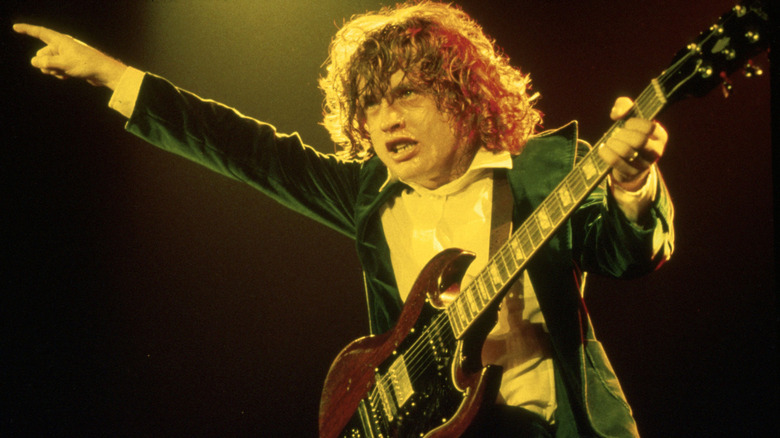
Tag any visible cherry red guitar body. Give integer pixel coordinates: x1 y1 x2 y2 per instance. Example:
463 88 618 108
318 248 502 438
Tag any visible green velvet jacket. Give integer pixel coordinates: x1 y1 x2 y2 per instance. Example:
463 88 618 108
125 73 674 437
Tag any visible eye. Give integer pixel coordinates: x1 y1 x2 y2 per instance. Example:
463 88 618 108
398 87 416 99
362 96 378 108
359 96 379 116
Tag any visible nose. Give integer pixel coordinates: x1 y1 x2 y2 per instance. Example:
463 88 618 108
377 100 404 133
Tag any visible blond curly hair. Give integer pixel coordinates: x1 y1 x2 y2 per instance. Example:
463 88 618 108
319 1 542 159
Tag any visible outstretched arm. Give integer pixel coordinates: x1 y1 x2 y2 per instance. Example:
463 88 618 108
13 23 127 90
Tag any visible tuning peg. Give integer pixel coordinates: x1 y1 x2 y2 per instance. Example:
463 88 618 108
743 60 763 77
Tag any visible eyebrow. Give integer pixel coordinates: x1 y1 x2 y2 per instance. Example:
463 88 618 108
375 76 417 102
356 71 419 111
389 81 415 97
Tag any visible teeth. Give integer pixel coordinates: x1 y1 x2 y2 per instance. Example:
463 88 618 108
392 142 414 153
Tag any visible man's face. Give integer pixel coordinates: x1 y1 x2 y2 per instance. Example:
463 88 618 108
363 71 475 189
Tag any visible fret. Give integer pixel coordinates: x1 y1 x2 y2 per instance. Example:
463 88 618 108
518 226 534 257
463 288 478 316
455 299 471 324
463 284 478 310
507 234 525 264
446 305 464 336
650 79 667 106
580 154 599 183
494 252 509 281
557 183 574 209
567 169 587 199
536 204 552 232
633 101 647 119
473 279 489 308
467 298 478 321
509 235 524 262
651 100 663 118
527 216 543 248
546 192 564 224
483 274 497 298
478 276 493 302
635 88 664 120
633 90 652 119
489 261 503 286
500 246 518 273
475 271 489 295
632 90 667 122
589 151 609 175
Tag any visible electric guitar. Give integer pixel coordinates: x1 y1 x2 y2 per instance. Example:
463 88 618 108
319 2 769 437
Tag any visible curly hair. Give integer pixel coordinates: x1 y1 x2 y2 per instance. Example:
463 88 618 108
319 1 542 159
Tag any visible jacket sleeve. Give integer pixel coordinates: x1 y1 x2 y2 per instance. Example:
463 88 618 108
123 73 362 238
570 141 675 279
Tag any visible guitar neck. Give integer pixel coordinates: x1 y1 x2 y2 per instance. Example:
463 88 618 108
444 0 769 338
445 79 671 339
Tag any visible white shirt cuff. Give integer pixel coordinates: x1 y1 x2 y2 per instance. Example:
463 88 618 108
608 165 659 224
108 66 145 119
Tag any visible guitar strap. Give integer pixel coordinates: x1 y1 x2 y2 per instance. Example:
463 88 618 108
488 168 525 320
489 169 513 257
482 168 527 369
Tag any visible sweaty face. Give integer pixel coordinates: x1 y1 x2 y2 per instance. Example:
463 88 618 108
362 71 476 189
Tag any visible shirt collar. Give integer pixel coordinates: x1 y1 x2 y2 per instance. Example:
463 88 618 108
379 148 513 195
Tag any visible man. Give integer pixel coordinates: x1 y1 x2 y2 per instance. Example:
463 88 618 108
14 1 673 436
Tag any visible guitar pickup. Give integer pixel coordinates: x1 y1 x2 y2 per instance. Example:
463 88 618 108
388 355 414 408
374 353 415 423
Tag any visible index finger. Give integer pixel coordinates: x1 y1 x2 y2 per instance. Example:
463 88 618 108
623 118 655 136
610 97 635 120
13 23 65 44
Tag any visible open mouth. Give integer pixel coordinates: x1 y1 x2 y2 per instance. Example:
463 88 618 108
387 138 418 156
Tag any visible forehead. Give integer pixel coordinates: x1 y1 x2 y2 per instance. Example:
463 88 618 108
388 70 406 87
357 69 412 99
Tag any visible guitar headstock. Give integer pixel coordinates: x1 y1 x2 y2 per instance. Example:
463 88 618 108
660 0 769 102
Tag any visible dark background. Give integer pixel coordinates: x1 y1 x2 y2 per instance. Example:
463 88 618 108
2 0 774 436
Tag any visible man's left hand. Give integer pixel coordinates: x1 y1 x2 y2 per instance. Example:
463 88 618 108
598 97 667 192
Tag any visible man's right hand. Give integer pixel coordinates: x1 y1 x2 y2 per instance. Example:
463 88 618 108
14 23 127 90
